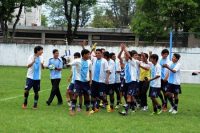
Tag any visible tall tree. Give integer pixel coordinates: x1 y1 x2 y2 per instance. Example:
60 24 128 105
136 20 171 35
106 0 135 28
63 0 96 45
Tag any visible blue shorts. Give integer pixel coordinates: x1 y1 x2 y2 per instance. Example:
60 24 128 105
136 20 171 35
74 80 91 95
166 83 182 94
25 78 40 92
149 87 160 98
91 81 106 98
68 83 74 92
124 81 138 96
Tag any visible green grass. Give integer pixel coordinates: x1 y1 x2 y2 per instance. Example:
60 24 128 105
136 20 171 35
0 66 200 133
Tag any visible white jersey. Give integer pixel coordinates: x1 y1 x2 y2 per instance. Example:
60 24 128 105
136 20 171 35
92 57 109 83
114 60 121 83
26 55 44 80
168 61 181 85
150 63 161 88
124 59 139 83
71 58 92 82
108 59 115 84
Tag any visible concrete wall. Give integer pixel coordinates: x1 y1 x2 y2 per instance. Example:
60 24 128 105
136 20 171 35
0 43 199 84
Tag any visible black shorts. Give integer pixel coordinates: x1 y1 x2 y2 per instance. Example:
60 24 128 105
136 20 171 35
25 78 40 92
149 87 160 98
91 81 106 98
161 79 168 92
74 80 91 95
139 81 149 94
124 81 138 96
166 83 182 94
106 84 115 95
68 83 74 92
114 83 121 91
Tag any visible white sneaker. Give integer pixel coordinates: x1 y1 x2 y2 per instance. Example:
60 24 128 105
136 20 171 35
115 105 120 109
172 110 178 114
141 106 148 111
168 107 174 113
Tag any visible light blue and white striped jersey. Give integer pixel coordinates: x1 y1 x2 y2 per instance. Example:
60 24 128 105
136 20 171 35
71 58 92 82
108 59 116 84
27 55 44 80
150 63 161 88
159 57 170 80
92 57 109 83
168 61 181 85
124 59 139 83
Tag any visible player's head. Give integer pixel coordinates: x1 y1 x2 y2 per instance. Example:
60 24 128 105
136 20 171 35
103 51 110 60
131 50 138 59
96 49 102 59
137 54 141 61
74 52 81 59
172 53 181 63
141 53 148 62
53 49 59 58
110 52 116 60
81 49 90 60
34 46 43 56
161 49 169 59
150 54 159 65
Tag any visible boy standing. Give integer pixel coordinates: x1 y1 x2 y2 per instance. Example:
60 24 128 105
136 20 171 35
22 46 44 109
46 49 63 106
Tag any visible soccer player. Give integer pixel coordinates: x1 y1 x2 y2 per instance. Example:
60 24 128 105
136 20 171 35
118 44 140 115
148 54 162 115
104 51 115 112
90 49 110 114
163 53 181 114
70 49 92 115
110 52 122 109
159 49 170 111
46 49 63 106
22 46 44 109
139 53 151 111
66 52 81 107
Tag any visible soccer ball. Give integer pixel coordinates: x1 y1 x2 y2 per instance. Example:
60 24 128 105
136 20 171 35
49 64 55 70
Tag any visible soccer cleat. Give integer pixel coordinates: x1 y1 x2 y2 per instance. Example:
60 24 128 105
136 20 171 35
57 102 63 105
94 108 99 113
32 105 38 110
115 105 120 109
157 109 162 115
162 104 168 112
168 107 174 113
119 110 128 116
131 109 136 113
89 110 95 115
67 101 71 107
46 101 50 106
141 106 148 111
22 104 27 109
150 112 157 115
107 108 114 113
77 107 82 112
171 110 178 114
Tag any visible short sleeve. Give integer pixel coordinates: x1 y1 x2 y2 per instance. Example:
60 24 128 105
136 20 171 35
174 63 181 72
27 55 33 66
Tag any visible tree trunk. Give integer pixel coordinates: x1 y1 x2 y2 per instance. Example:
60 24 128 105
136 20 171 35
11 1 24 42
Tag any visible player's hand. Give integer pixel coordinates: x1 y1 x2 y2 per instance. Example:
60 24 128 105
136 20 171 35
162 64 169 68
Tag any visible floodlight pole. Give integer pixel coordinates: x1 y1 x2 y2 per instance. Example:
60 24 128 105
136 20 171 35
169 31 173 61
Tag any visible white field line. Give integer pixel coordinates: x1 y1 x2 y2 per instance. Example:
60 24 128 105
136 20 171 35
0 85 66 102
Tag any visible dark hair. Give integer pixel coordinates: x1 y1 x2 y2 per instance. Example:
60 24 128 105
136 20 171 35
131 50 138 57
81 49 90 57
103 51 110 58
173 53 181 60
144 53 148 59
53 49 58 54
96 49 102 53
109 52 115 58
150 54 159 62
34 46 43 54
74 52 81 58
161 49 169 55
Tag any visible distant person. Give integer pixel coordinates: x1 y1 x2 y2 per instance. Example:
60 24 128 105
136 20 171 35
22 46 44 109
46 49 63 106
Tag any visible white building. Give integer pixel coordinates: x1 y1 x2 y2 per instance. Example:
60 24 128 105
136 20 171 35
11 6 42 26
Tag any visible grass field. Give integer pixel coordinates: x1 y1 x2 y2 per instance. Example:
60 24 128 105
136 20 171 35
0 66 200 133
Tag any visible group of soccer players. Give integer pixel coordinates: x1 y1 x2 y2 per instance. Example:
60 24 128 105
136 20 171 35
22 42 182 116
